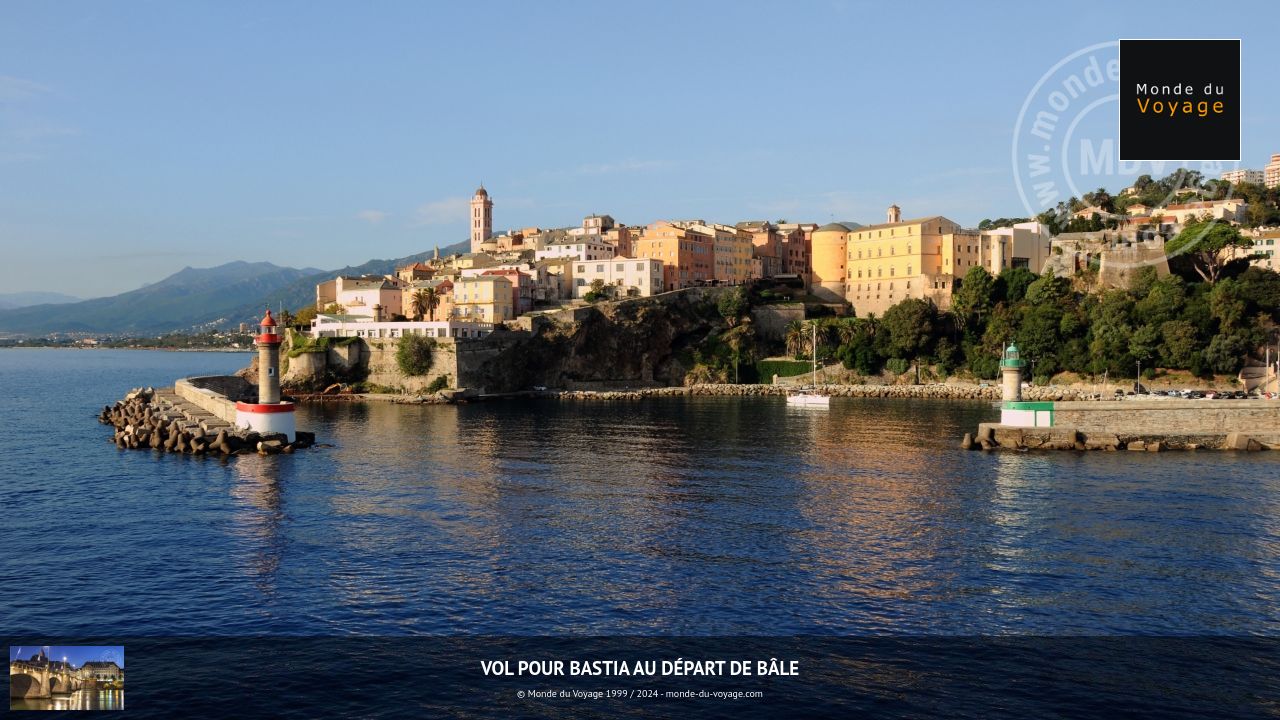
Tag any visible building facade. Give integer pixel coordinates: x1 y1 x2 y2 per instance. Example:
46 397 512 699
452 275 514 322
571 257 665 299
1266 154 1280 189
401 277 455 321
533 235 616 262
1220 168 1265 186
317 275 406 318
634 221 715 291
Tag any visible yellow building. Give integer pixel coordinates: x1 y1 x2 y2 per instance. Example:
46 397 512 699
810 222 852 302
844 208 961 315
843 206 1051 316
452 275 514 323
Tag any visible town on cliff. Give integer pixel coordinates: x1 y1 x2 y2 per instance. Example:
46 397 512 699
265 168 1280 402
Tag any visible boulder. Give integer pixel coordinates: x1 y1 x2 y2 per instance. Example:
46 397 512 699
992 427 1024 448
1127 441 1146 451
1224 432 1253 451
960 433 975 450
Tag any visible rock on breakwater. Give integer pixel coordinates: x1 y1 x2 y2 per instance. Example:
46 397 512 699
99 386 315 457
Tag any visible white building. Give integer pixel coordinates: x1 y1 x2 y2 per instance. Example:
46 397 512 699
1267 154 1280 189
1161 198 1247 225
1220 168 1265 186
975 221 1053 273
309 315 495 340
572 257 665 299
317 275 406 319
534 234 615 262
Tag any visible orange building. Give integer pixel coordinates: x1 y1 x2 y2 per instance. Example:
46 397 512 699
634 221 715 291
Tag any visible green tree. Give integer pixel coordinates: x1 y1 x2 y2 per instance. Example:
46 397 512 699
953 266 996 329
1158 319 1200 368
294 305 318 328
411 287 441 321
880 298 936 359
395 334 436 376
998 267 1037 304
784 320 809 359
1166 219 1254 284
717 287 749 327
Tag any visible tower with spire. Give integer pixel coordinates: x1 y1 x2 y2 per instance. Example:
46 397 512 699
470 184 493 253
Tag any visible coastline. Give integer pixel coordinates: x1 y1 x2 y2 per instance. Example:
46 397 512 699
298 382 1104 404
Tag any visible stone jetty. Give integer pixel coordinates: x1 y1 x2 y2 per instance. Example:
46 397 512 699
528 383 1097 402
963 399 1280 452
99 386 314 457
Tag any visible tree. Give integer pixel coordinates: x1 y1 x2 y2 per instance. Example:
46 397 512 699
723 322 756 383
997 267 1037 304
1165 219 1254 284
953 266 996 328
717 287 748 327
411 288 440 321
395 334 436 376
277 309 294 329
785 320 809 359
880 298 936 359
584 279 609 303
293 305 318 329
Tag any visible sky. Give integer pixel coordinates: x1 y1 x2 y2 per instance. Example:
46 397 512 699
10 645 125 669
1 0 1277 298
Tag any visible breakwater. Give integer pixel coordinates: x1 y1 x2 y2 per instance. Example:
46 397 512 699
98 385 313 456
964 399 1280 452
523 383 1097 402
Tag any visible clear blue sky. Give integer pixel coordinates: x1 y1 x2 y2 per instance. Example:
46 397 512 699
10 645 124 668
2 1 1276 297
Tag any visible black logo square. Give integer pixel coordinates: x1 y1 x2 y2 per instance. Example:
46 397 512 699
1119 39 1240 161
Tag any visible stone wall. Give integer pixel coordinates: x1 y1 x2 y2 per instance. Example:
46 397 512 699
175 376 248 424
362 337 459 392
750 303 805 341
1053 399 1280 435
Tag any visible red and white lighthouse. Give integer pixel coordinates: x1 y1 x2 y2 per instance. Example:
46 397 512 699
235 309 296 441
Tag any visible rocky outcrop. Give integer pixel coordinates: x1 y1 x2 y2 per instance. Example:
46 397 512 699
464 291 729 394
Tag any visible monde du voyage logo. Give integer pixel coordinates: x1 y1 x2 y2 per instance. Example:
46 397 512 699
1120 39 1240 161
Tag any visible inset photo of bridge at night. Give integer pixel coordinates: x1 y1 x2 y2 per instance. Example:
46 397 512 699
10 646 124 711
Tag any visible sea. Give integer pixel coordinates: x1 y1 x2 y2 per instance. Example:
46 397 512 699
2 349 1277 718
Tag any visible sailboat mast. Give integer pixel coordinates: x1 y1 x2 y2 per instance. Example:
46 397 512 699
811 324 817 387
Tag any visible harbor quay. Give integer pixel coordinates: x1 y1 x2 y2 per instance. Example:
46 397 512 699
963 344 1280 451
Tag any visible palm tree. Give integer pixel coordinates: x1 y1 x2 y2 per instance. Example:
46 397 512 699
411 288 441 321
422 287 440 320
785 320 806 359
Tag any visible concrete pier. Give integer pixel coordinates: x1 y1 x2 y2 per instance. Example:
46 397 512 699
965 398 1280 451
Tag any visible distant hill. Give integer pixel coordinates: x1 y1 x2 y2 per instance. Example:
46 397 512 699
0 291 81 310
230 239 469 323
0 241 470 336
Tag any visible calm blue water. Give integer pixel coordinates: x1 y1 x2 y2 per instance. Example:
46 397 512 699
2 349 1279 636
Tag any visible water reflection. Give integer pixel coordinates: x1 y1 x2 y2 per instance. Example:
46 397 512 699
11 689 124 711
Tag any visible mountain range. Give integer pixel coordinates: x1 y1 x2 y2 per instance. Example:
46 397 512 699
0 241 469 336
0 291 82 310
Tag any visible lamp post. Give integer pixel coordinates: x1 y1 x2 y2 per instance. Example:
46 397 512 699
1136 358 1142 393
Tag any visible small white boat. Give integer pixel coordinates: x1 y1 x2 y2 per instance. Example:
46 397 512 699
786 389 830 407
786 323 830 407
